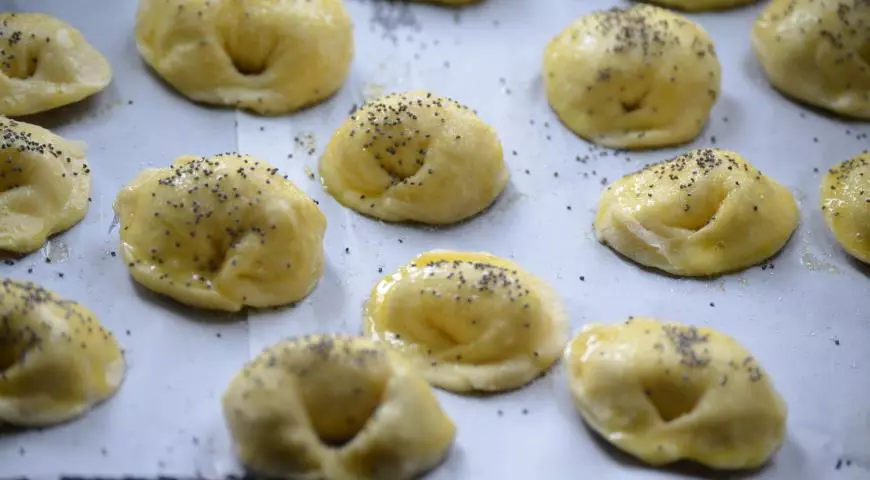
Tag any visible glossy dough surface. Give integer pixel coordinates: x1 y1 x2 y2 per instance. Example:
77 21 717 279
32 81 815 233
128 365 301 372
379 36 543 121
115 153 326 312
320 91 508 225
0 12 112 116
223 335 455 480
0 117 90 254
821 152 870 263
0 279 125 427
639 0 757 12
135 0 353 115
753 0 870 119
565 317 786 469
595 148 798 276
365 250 568 393
544 6 721 149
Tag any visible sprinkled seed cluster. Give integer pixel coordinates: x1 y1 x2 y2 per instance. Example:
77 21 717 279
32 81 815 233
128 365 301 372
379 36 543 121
823 153 870 215
552 6 717 88
616 148 764 218
0 14 45 79
770 0 870 67
662 324 711 368
349 92 471 192
123 154 305 288
240 336 386 379
0 279 116 376
391 258 542 365
0 118 89 191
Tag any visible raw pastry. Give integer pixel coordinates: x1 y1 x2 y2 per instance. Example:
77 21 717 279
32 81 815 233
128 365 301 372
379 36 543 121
753 0 870 119
639 0 756 12
565 317 786 469
595 148 798 276
135 0 353 115
0 279 125 427
0 117 90 254
365 250 568 393
223 335 455 480
0 12 112 116
115 153 326 312
320 91 508 225
820 152 870 263
543 6 721 149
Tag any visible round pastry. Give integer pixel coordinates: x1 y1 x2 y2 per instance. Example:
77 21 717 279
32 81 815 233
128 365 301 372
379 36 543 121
222 335 455 480
0 279 125 427
364 250 568 393
115 153 326 312
135 0 353 115
0 12 112 116
565 317 787 469
543 5 721 149
320 91 508 225
595 148 798 276
0 117 90 254
820 152 870 263
753 0 870 119
639 0 756 12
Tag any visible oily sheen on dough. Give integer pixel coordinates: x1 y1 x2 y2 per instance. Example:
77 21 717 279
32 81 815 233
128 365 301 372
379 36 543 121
223 335 455 480
0 279 125 427
365 250 568 393
0 12 112 116
820 152 870 263
595 148 798 276
544 5 721 149
0 117 91 254
753 0 870 119
115 153 326 312
320 91 508 225
565 317 786 469
135 0 353 115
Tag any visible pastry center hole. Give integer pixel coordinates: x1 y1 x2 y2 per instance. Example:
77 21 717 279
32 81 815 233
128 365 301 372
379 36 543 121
666 186 728 232
299 356 390 448
644 380 704 422
229 55 267 76
0 47 39 80
366 128 430 182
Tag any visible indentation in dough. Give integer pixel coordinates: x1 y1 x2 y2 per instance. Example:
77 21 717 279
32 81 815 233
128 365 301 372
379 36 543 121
663 186 728 232
298 358 389 448
372 136 430 182
1 50 38 80
644 379 705 422
621 91 649 113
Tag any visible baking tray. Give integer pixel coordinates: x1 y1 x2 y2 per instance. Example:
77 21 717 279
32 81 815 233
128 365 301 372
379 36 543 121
0 0 868 478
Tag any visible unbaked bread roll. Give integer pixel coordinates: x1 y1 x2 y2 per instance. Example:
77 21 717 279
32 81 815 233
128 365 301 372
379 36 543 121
565 317 786 469
0 117 90 254
640 0 756 12
753 0 870 119
0 279 125 427
821 152 870 263
115 153 326 312
135 0 353 115
544 5 721 149
0 12 112 116
595 148 798 276
320 91 508 225
223 335 455 480
365 250 568 393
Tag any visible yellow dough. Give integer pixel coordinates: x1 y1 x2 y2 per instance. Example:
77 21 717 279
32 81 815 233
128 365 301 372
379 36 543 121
639 0 756 12
543 6 721 149
821 152 870 263
320 91 508 225
223 335 455 480
0 279 125 427
565 317 786 469
753 0 870 119
0 12 112 116
135 0 353 115
365 250 568 393
115 153 326 312
595 148 798 276
0 117 90 254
